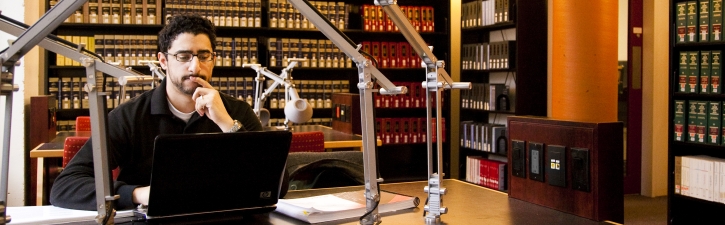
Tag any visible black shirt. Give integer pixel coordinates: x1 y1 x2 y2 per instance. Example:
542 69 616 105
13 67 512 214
50 78 262 210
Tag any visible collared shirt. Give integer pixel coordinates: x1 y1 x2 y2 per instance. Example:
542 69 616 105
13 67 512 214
50 78 262 210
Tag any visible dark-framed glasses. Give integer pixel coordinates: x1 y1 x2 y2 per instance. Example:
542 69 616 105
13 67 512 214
165 51 216 62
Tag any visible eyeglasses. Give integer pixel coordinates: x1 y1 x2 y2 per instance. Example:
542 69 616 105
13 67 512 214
165 51 216 62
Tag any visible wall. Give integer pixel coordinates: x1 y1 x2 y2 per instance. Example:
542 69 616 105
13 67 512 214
0 0 26 206
641 0 668 197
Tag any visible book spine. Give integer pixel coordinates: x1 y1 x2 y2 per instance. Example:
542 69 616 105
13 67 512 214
702 51 712 93
712 0 723 41
698 101 708 143
675 100 686 142
709 101 721 144
700 0 711 42
689 100 699 142
689 51 701 93
688 1 698 42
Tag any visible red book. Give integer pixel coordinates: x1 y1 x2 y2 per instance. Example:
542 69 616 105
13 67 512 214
389 42 398 68
412 6 421 32
362 41 372 61
375 118 383 143
418 117 427 142
409 43 420 68
413 81 423 108
376 6 384 32
363 5 371 32
401 118 410 143
410 118 419 143
373 82 382 108
402 82 412 108
380 42 389 68
399 42 409 68
384 8 393 32
382 118 392 144
480 158 488 187
392 118 401 144
399 6 407 32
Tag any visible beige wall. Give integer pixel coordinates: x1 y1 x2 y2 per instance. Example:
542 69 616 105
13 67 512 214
641 0 669 197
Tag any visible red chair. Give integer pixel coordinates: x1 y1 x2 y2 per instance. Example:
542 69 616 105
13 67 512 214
63 136 119 179
75 116 91 132
289 131 325 152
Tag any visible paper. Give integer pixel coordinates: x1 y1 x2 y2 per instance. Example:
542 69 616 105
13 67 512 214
6 205 133 225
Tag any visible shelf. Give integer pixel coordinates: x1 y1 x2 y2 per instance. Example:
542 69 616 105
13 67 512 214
673 92 725 100
459 180 508 193
460 108 515 115
462 68 516 73
460 146 507 158
671 141 725 158
461 22 516 32
669 194 725 224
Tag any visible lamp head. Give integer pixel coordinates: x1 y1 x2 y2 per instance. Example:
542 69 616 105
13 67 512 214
284 89 313 123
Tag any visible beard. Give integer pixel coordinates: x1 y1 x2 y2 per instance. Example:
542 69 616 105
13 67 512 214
168 67 207 95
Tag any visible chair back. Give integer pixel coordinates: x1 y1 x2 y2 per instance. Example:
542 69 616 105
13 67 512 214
289 131 325 152
75 116 91 132
63 136 119 179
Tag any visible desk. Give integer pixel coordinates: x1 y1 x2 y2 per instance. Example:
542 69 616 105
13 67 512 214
29 125 379 206
100 180 613 224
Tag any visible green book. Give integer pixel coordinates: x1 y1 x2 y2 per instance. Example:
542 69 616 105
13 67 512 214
701 0 711 42
711 0 723 41
680 51 689 92
701 51 712 93
688 1 699 42
675 100 686 142
689 51 701 93
697 101 708 143
713 51 722 93
678 2 688 43
689 100 699 142
708 101 721 144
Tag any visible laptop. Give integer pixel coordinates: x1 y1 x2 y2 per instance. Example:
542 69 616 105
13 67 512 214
133 130 292 221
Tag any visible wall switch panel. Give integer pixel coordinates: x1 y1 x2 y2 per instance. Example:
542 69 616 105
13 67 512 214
546 145 566 187
529 142 544 182
571 147 590 192
512 140 526 178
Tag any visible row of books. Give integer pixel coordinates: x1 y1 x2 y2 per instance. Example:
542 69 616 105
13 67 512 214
360 41 426 69
460 122 507 154
213 36 259 67
461 83 510 112
376 117 446 145
466 156 507 191
673 100 725 145
54 35 99 67
675 0 724 43
373 81 441 109
56 120 80 132
361 4 436 33
165 0 262 28
58 0 163 25
461 41 516 70
267 38 352 68
269 0 347 30
678 50 723 94
461 0 512 29
674 155 725 204
95 35 158 67
263 79 350 110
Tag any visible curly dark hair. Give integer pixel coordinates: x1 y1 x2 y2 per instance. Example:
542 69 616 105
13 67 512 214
158 14 216 53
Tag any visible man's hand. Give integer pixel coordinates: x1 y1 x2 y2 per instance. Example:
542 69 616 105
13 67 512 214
133 186 150 206
190 76 235 131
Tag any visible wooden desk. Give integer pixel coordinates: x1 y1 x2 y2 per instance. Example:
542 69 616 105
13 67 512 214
29 126 379 206
103 180 615 224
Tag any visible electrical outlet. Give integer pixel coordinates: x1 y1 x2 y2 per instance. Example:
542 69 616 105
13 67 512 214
512 140 526 178
529 142 544 182
571 147 590 192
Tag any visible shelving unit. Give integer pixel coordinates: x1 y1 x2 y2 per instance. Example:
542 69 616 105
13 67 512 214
42 0 451 183
668 0 725 223
456 0 547 191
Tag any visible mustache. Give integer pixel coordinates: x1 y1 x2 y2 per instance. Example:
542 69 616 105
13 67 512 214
182 75 207 81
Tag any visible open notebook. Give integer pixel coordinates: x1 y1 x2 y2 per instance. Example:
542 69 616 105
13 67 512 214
134 131 292 221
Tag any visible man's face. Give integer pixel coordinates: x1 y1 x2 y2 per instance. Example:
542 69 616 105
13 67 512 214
158 33 215 96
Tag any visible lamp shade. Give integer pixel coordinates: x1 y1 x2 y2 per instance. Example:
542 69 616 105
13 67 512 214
285 88 313 123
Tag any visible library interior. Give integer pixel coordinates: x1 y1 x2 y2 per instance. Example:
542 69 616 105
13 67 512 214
0 0 702 224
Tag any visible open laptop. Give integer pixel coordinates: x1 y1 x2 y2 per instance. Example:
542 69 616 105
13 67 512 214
133 130 292 222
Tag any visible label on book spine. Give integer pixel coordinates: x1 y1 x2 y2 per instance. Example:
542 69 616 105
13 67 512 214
702 51 712 93
689 101 699 142
678 2 688 43
689 51 701 93
680 51 689 92
712 0 723 41
700 0 711 42
688 1 698 42
708 101 721 144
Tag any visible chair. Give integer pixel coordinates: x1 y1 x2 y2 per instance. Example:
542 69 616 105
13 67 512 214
62 136 119 179
289 131 325 152
75 116 91 132
285 151 364 190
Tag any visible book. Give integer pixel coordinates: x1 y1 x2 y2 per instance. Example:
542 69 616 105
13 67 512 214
6 205 133 225
275 190 419 224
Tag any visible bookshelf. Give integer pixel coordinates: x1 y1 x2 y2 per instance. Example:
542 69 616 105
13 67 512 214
456 0 547 191
42 0 451 182
668 0 725 223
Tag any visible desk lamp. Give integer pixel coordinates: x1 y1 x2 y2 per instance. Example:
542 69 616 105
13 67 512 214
0 2 155 223
286 0 471 224
243 58 312 129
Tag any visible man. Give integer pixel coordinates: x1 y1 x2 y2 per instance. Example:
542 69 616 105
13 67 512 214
50 14 262 210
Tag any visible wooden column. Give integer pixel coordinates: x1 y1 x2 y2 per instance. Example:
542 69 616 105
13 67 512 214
552 0 618 122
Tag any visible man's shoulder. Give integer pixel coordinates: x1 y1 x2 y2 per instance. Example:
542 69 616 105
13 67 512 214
109 90 154 115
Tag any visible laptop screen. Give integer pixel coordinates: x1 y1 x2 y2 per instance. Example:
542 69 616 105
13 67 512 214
144 131 292 219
